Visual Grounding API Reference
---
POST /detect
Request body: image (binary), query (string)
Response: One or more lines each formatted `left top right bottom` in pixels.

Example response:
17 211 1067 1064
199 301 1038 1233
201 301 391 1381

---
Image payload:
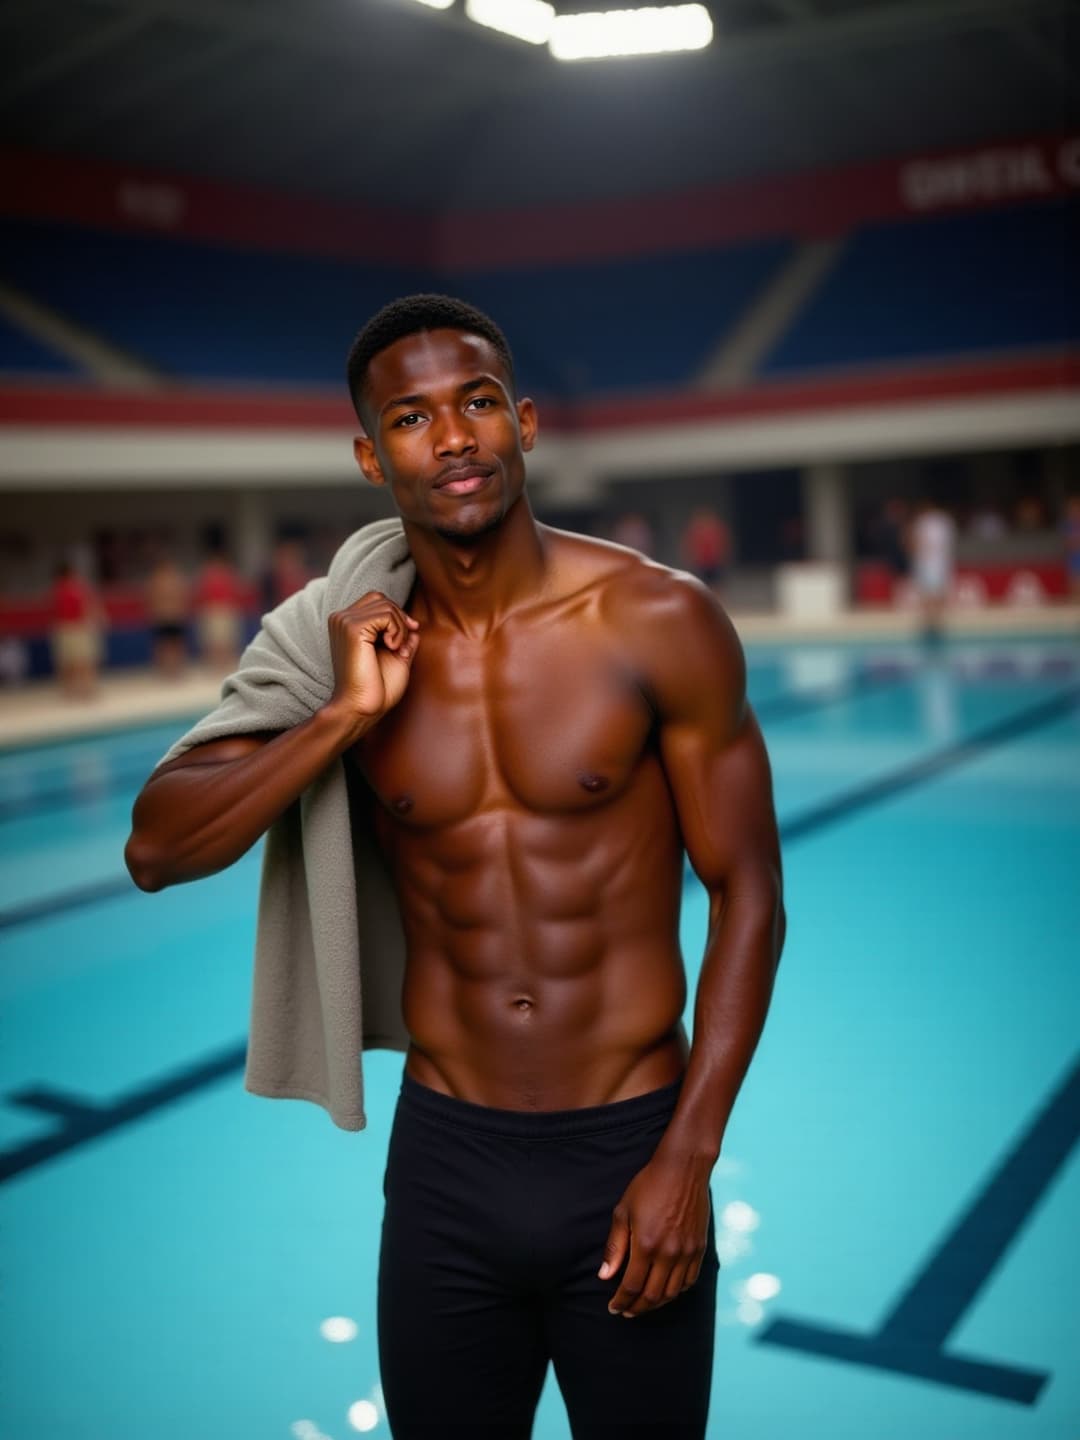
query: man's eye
468 396 495 410
395 413 422 427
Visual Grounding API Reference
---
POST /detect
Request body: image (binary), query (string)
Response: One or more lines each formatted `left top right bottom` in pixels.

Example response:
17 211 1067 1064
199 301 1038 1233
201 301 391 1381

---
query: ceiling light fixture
405 0 455 10
464 0 555 45
549 4 713 61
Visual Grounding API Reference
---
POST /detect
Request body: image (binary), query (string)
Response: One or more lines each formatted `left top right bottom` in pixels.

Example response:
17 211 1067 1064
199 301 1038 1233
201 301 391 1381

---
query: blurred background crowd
3 477 1077 699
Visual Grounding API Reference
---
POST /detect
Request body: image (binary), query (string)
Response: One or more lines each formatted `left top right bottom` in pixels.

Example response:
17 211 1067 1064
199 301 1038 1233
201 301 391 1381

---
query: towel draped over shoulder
157 517 417 1131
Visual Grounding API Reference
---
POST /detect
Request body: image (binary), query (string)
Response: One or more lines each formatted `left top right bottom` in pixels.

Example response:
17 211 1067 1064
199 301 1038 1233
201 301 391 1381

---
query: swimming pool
2 633 1078 1438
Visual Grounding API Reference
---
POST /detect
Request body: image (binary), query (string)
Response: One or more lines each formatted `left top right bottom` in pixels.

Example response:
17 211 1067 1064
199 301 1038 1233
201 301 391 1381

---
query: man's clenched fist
326 591 420 733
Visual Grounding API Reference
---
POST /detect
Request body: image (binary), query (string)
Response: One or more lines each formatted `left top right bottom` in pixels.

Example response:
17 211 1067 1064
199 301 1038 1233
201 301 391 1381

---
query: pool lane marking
779 683 1080 843
752 663 912 723
0 1042 248 1184
756 1052 1080 1404
0 875 139 932
0 666 912 824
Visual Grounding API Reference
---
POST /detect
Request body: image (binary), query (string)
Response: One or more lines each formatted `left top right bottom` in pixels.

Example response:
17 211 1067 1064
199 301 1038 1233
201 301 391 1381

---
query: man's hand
598 1152 714 1318
327 590 420 729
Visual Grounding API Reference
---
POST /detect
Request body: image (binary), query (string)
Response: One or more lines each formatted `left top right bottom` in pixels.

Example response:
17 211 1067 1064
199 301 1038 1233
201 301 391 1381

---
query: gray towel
157 516 416 1131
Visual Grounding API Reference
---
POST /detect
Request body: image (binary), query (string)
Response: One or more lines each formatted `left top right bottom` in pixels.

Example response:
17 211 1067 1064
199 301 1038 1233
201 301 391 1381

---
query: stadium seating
761 198 1079 375
450 240 793 394
1 198 1075 392
0 217 790 394
0 308 80 376
0 218 429 386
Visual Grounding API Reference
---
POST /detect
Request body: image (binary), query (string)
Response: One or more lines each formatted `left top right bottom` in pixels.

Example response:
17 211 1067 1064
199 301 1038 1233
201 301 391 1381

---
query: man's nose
432 409 477 456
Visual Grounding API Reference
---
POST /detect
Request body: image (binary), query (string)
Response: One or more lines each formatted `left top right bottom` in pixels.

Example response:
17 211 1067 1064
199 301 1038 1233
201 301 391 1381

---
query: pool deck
2 602 1077 750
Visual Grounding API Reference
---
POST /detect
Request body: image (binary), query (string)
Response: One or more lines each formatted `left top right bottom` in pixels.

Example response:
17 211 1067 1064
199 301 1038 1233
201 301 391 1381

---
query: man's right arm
124 591 420 892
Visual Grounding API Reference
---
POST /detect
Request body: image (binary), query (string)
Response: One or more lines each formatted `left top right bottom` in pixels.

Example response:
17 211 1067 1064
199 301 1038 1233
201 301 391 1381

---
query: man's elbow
747 865 786 968
124 833 166 893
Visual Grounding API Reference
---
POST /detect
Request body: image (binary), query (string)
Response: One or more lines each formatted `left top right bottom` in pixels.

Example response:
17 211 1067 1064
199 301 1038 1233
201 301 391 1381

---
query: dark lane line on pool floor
779 683 1080 843
0 666 915 825
0 875 147 932
3 682 1078 1180
756 1051 1080 1404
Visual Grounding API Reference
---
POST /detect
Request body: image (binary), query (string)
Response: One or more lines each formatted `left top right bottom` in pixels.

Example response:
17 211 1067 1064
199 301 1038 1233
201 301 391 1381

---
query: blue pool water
2 634 1078 1439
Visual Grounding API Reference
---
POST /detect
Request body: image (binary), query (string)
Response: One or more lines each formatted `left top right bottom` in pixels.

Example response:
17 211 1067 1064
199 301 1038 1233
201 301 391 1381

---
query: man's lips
433 465 495 495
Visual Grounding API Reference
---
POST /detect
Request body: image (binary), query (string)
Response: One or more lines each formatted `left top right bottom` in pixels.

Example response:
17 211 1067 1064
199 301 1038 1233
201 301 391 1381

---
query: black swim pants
377 1071 719 1437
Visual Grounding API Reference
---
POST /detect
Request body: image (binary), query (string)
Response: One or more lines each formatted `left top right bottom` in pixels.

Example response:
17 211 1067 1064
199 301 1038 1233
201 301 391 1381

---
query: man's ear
516 396 538 453
354 433 385 487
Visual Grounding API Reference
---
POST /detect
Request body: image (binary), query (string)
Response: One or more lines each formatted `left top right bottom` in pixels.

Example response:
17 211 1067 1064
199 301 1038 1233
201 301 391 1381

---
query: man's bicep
660 707 782 894
627 568 780 890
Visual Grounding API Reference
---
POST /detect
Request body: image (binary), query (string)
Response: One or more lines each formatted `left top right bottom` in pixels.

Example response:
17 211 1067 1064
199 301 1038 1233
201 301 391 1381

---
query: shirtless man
125 295 786 1437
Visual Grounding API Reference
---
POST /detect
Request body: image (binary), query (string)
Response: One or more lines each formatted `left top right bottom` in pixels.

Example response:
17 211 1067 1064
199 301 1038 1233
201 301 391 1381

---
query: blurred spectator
0 531 32 686
0 636 29 687
262 536 310 612
968 504 1007 541
194 546 244 672
880 499 910 577
146 553 190 678
611 512 655 557
50 559 104 698
1015 495 1046 531
908 498 956 640
681 507 731 590
1064 495 1080 602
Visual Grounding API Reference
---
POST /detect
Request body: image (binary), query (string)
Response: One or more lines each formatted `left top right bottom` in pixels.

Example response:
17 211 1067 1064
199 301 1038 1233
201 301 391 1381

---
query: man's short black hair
346 293 515 425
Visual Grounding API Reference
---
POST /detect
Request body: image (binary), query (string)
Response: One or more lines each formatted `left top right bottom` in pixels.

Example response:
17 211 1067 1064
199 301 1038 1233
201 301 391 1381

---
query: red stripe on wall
0 147 432 267
0 384 357 429
573 353 1080 431
2 353 1076 433
3 133 1077 269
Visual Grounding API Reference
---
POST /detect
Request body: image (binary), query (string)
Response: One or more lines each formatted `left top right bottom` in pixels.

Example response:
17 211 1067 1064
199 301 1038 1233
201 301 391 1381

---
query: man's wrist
316 699 375 749
655 1124 722 1168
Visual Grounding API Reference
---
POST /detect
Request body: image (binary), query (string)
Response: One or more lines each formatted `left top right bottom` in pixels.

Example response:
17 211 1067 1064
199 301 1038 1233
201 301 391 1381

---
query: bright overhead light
406 0 454 9
465 0 554 45
550 4 713 60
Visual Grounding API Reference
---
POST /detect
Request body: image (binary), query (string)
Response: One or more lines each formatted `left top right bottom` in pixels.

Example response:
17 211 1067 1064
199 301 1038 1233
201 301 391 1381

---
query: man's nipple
577 772 610 794
392 794 414 815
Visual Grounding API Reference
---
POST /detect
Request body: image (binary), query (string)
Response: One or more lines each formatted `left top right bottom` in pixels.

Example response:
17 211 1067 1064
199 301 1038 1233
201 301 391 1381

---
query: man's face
353 328 537 543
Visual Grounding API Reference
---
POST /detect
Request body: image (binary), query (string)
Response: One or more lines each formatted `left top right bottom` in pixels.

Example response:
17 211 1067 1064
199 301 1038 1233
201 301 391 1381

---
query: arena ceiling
2 0 1077 211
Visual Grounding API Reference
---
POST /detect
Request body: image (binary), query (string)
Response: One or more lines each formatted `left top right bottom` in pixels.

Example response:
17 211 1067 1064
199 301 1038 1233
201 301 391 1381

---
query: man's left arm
601 574 786 1318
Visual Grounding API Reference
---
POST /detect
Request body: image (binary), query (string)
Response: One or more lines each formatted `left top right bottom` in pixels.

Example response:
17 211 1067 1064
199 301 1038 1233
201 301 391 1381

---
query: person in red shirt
681 508 732 592
262 537 310 612
194 547 244 673
50 560 104 699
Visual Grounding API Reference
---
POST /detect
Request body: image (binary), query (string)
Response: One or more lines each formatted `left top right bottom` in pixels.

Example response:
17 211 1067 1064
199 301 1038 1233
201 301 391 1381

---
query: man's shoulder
548 528 741 680
547 526 710 615
598 545 729 636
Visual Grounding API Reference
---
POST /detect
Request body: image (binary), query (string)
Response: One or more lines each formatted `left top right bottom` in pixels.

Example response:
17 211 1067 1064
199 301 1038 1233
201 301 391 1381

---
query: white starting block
776 562 846 621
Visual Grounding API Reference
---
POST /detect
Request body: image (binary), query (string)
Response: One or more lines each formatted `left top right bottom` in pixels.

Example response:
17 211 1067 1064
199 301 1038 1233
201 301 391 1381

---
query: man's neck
404 497 549 638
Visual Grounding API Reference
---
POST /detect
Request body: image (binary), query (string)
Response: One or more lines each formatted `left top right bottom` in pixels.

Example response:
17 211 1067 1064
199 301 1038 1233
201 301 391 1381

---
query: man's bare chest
351 626 654 827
